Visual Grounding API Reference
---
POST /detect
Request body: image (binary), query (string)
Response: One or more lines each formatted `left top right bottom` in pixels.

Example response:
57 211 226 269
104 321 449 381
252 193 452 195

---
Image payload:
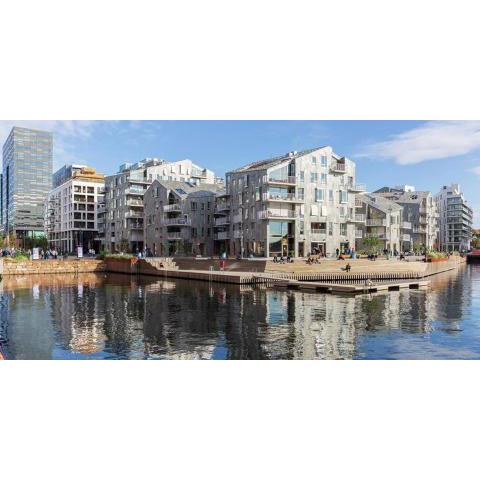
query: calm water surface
1 265 480 359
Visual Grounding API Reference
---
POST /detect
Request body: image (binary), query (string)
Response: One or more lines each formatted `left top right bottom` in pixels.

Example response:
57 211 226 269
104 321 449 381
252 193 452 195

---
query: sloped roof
229 146 329 173
361 193 403 213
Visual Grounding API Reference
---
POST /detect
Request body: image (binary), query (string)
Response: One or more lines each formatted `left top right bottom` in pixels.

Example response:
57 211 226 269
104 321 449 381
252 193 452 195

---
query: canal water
1 264 479 359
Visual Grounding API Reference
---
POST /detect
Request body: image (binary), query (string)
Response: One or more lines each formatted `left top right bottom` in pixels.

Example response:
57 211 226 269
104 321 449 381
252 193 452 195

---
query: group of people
272 255 294 264
306 255 321 265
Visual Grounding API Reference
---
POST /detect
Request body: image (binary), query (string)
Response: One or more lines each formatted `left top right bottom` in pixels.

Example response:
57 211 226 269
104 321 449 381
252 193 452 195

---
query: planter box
427 257 448 263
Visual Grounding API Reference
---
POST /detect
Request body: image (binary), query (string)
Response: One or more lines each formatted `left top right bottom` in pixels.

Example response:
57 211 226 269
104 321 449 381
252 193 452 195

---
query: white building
45 166 105 253
435 184 473 252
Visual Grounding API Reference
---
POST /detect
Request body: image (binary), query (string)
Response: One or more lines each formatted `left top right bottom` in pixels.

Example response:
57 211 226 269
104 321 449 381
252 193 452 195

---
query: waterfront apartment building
225 147 364 258
374 186 438 251
435 184 473 252
104 157 215 252
144 180 224 256
45 166 105 253
355 193 404 253
2 127 53 241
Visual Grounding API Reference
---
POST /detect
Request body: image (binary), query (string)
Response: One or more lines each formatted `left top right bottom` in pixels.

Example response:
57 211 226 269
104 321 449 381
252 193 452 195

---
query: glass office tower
2 126 53 240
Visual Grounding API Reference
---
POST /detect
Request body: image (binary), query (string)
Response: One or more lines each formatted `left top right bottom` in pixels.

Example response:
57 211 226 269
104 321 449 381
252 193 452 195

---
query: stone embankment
0 258 106 276
0 255 467 286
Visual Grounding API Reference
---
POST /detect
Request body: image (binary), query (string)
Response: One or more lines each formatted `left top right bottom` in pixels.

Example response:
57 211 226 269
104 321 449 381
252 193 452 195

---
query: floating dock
272 278 430 294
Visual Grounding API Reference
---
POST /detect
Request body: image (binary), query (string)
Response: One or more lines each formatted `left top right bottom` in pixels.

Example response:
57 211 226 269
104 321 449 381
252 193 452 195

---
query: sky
1 120 479 225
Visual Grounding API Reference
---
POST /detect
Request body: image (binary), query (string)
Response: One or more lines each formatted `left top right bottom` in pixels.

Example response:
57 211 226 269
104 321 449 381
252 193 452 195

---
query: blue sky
1 120 479 224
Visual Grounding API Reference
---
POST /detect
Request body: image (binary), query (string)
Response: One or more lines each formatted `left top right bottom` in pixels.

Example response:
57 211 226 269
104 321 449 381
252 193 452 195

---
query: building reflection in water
0 265 476 359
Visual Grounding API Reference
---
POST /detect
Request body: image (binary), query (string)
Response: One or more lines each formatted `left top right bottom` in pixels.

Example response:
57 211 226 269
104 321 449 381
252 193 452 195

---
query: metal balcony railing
163 203 182 212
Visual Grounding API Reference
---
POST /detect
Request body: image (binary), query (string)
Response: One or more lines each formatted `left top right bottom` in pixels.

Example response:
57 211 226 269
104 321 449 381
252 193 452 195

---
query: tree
118 237 130 253
363 235 381 254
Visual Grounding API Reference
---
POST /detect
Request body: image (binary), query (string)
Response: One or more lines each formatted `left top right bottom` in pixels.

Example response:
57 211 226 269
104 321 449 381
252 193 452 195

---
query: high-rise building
2 126 53 241
435 184 473 252
226 146 364 257
104 157 215 253
45 165 105 253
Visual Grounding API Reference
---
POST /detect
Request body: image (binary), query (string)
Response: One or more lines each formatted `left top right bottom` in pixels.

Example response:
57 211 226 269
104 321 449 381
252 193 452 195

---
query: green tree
363 235 381 254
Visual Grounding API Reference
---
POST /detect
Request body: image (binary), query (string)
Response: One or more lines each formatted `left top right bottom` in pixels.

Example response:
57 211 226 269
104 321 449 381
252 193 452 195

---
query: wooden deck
272 278 430 294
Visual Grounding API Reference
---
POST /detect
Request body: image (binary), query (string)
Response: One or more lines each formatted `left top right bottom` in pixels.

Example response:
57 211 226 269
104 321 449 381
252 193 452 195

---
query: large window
268 221 291 254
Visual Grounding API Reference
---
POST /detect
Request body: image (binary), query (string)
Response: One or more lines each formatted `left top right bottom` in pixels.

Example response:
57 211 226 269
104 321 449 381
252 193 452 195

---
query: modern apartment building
2 126 53 241
225 147 364 258
374 186 438 251
355 193 404 253
104 158 215 252
144 180 224 256
435 184 473 252
45 166 105 253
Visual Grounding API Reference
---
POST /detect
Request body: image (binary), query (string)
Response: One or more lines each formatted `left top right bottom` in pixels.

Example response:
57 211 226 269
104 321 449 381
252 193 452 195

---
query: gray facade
355 194 403 253
226 146 363 258
104 158 216 253
144 180 223 256
374 186 438 251
2 126 53 240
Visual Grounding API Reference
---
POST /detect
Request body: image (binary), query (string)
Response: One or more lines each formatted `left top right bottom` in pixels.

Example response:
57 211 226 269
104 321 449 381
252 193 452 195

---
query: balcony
347 183 366 193
233 230 242 239
264 175 297 185
401 234 411 242
125 188 145 196
214 217 230 226
310 229 327 241
214 231 230 240
233 214 242 224
355 229 363 238
125 211 143 218
366 218 386 227
258 209 298 220
129 223 144 230
215 203 230 213
330 162 347 173
166 233 185 241
163 218 191 226
163 203 182 212
126 199 143 207
263 192 304 203
348 213 366 223
413 227 427 234
401 221 412 229
355 198 364 207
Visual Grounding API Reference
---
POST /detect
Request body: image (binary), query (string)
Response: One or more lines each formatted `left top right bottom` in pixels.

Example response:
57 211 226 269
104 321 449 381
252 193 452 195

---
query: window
312 156 317 164
329 189 334 202
328 222 333 236
340 223 347 236
310 172 317 183
339 190 348 203
321 155 327 166
320 173 327 184
315 188 325 202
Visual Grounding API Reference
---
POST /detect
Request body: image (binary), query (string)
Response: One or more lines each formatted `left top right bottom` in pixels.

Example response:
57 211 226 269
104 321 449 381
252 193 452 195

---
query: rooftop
229 146 333 173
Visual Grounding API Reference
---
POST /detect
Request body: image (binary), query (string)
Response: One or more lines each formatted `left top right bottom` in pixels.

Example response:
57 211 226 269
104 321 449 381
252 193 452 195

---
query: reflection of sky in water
0 265 479 359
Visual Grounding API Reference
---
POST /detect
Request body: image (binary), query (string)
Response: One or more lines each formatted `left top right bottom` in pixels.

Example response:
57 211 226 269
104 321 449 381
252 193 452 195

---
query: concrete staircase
144 257 179 270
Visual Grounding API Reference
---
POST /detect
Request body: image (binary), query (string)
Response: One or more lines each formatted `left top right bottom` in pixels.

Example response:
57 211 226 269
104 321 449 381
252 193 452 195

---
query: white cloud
469 166 480 176
366 121 480 165
0 120 120 168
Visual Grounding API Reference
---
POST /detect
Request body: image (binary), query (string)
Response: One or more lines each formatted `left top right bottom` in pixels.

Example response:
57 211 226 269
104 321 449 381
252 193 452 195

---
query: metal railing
366 218 386 226
258 210 298 220
163 203 182 212
263 192 304 202
265 175 297 184
163 218 191 226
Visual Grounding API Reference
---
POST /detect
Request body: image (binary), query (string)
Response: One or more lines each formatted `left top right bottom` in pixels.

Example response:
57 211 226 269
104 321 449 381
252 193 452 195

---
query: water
1 264 480 359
